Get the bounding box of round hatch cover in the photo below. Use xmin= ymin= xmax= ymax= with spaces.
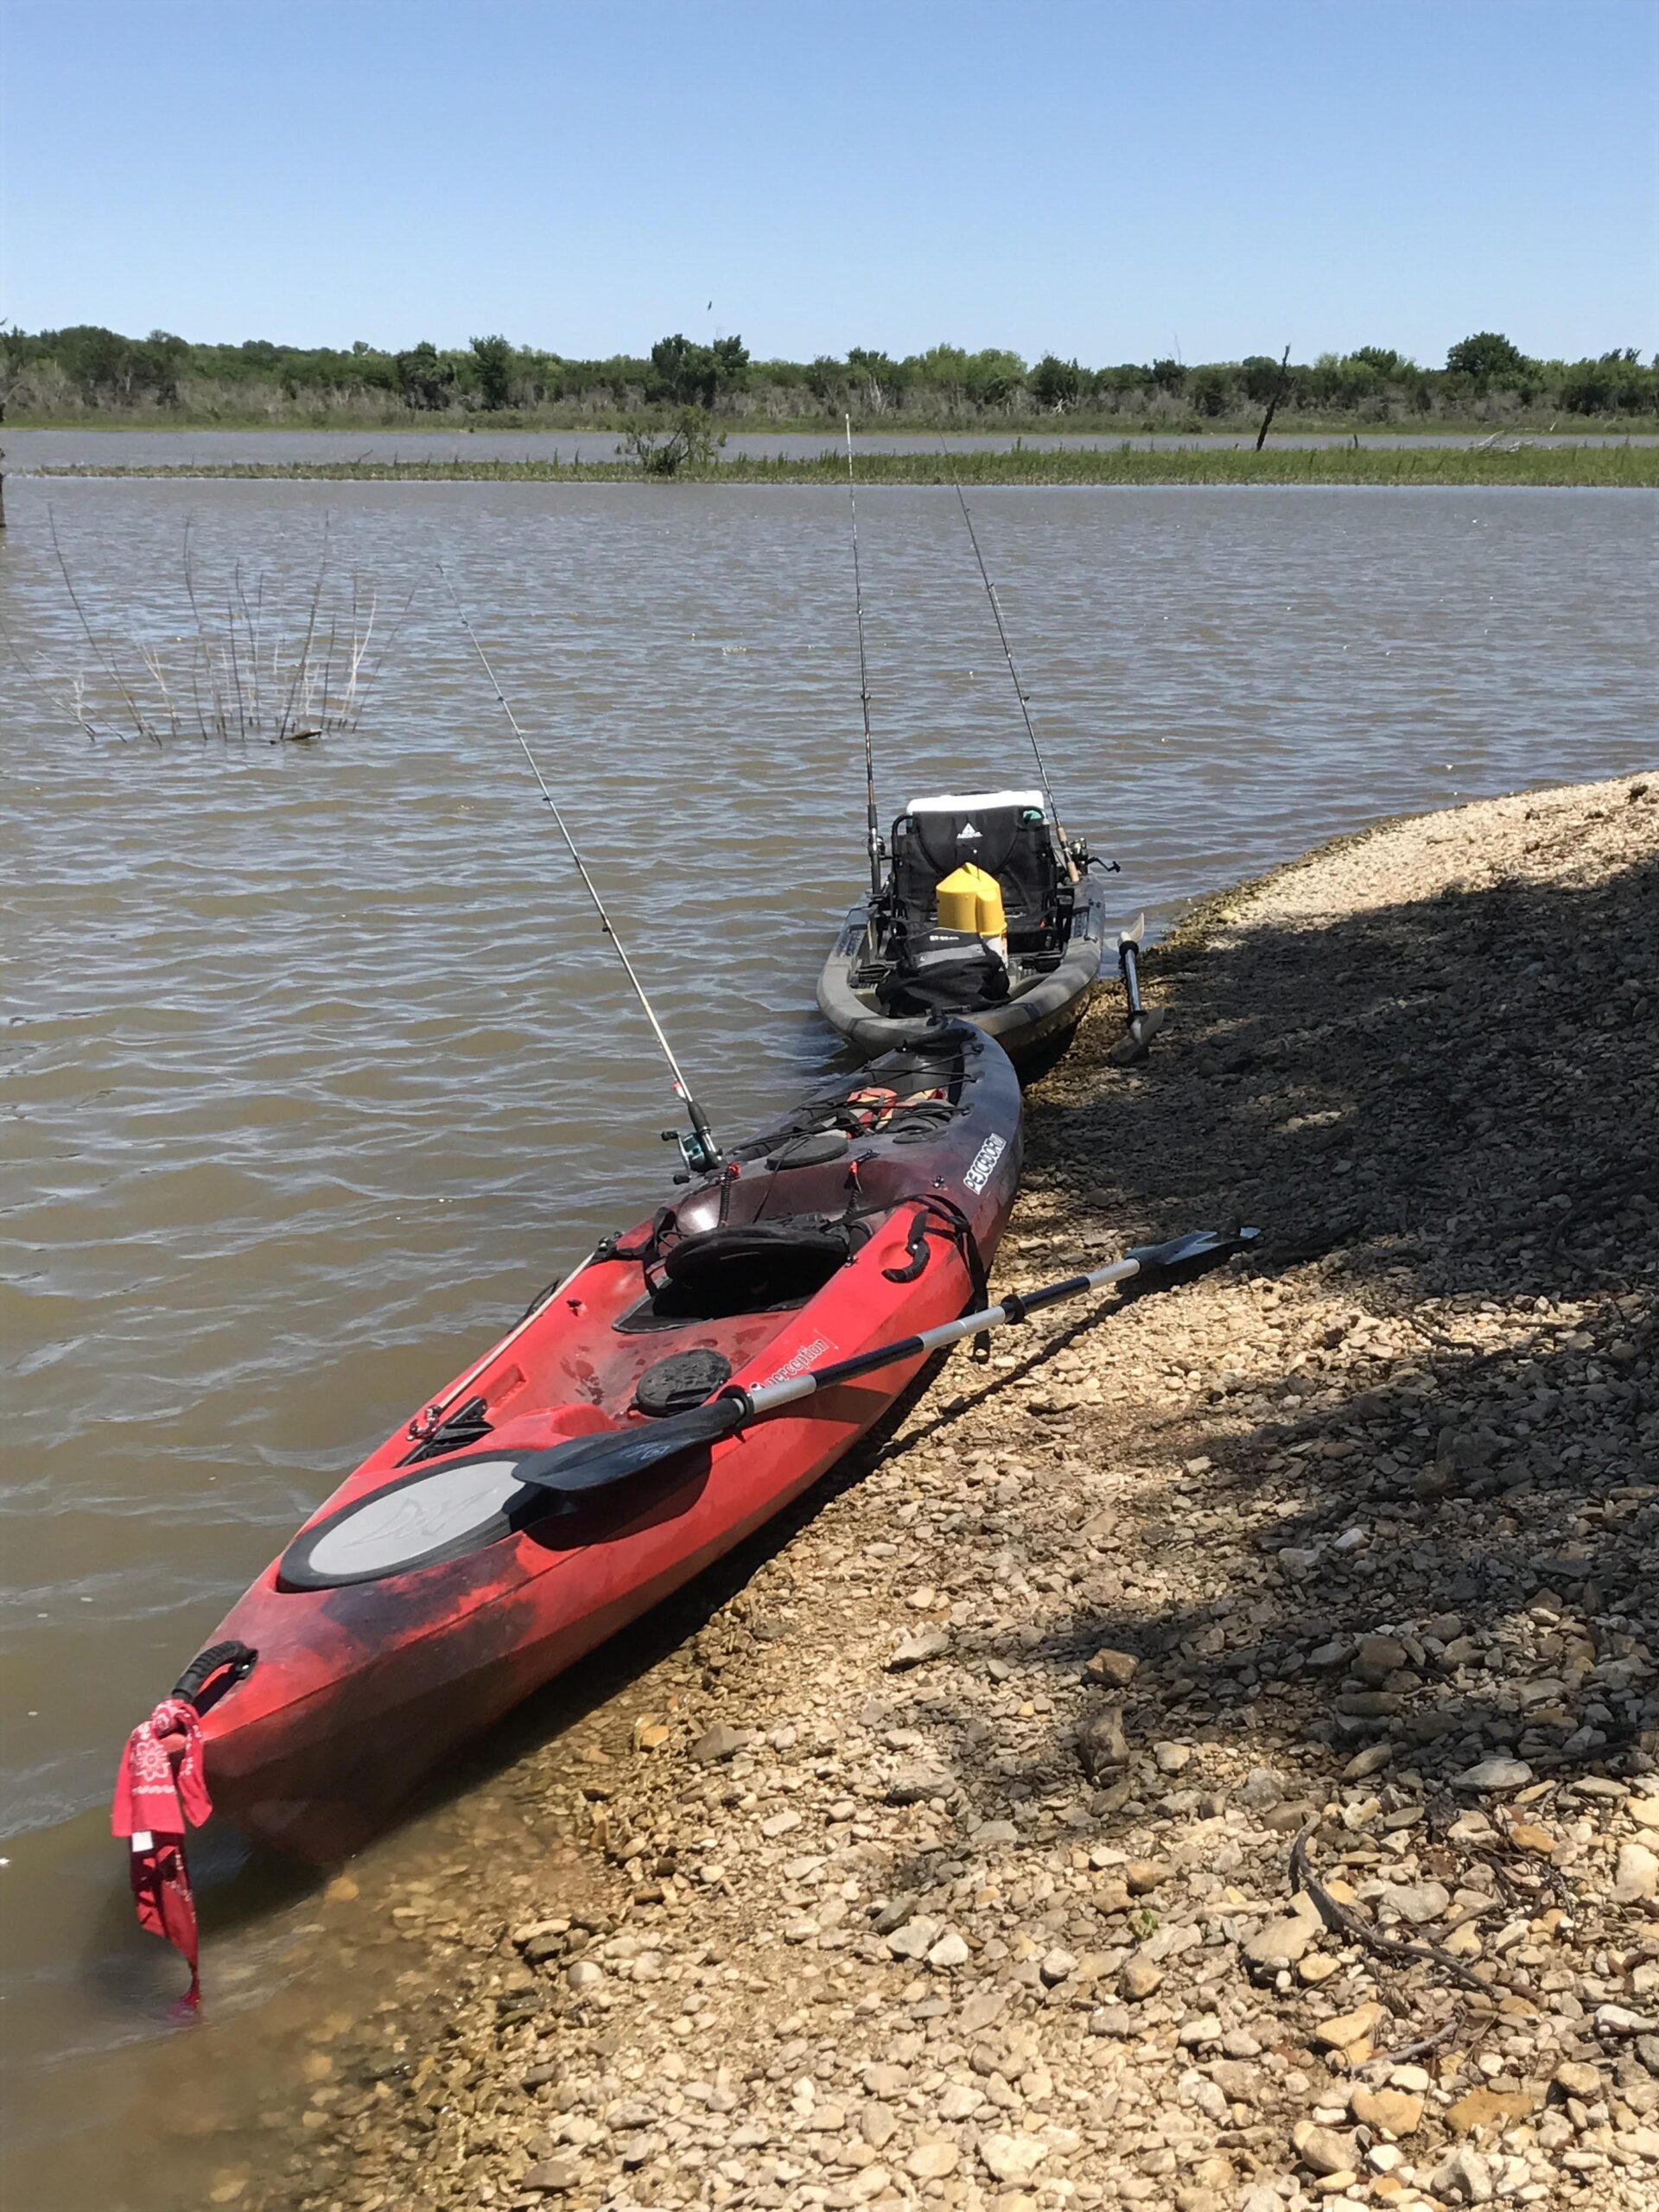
xmin=278 ymin=1455 xmax=539 ymax=1589
xmin=634 ymin=1347 xmax=734 ymax=1418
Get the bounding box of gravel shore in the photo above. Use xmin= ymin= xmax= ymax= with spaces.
xmin=198 ymin=775 xmax=1659 ymax=2212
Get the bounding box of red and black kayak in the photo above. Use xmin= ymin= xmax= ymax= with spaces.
xmin=115 ymin=1020 xmax=1020 ymax=1974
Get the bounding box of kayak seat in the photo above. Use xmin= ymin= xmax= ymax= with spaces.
xmin=889 ymin=803 xmax=1063 ymax=953
xmin=642 ymin=1217 xmax=872 ymax=1324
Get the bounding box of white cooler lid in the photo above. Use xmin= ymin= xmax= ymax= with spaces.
xmin=906 ymin=788 xmax=1046 ymax=816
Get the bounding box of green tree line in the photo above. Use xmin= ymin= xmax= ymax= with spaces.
xmin=1 ymin=324 xmax=1653 ymax=428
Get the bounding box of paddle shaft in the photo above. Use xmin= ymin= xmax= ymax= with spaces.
xmin=736 ymin=1253 xmax=1146 ymax=1419
xmin=508 ymin=1227 xmax=1256 ymax=1494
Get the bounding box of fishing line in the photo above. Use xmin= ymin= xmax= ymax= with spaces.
xmin=934 ymin=437 xmax=1074 ymax=869
xmin=439 ymin=565 xmax=721 ymax=1169
xmin=844 ymin=416 xmax=883 ymax=897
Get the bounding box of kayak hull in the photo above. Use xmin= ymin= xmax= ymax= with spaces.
xmin=171 ymin=1024 xmax=1022 ymax=1861
xmin=816 ymin=874 xmax=1110 ymax=1067
xmin=200 ymin=1410 xmax=884 ymax=1859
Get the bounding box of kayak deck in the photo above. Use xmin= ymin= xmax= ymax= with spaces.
xmin=817 ymin=871 xmax=1110 ymax=1064
xmin=162 ymin=1022 xmax=1023 ymax=1859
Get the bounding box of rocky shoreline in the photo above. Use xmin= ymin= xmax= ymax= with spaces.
xmin=185 ymin=776 xmax=1658 ymax=2212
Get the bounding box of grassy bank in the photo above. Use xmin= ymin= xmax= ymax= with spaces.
xmin=30 ymin=443 xmax=1659 ymax=487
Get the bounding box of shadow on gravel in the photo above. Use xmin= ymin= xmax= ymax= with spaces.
xmin=879 ymin=821 xmax=1657 ymax=1840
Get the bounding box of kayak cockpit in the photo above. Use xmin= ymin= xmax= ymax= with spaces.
xmin=815 ymin=794 xmax=1113 ymax=1065
xmin=626 ymin=1217 xmax=872 ymax=1325
xmin=863 ymin=790 xmax=1082 ymax=1015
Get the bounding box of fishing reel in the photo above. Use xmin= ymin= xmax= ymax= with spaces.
xmin=1071 ymin=837 xmax=1118 ymax=874
xmin=662 ymin=1124 xmax=722 ymax=1179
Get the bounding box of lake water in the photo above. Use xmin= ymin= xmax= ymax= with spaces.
xmin=1 ymin=477 xmax=1652 ymax=2205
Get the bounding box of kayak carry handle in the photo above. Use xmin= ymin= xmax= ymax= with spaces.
xmin=171 ymin=1639 xmax=257 ymax=1715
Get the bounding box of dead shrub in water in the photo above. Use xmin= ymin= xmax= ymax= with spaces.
xmin=37 ymin=514 xmax=414 ymax=744
xmin=618 ymin=407 xmax=726 ymax=477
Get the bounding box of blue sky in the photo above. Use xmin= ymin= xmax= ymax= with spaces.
xmin=3 ymin=0 xmax=1654 ymax=365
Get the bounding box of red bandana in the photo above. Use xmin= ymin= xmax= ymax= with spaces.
xmin=111 ymin=1698 xmax=213 ymax=2008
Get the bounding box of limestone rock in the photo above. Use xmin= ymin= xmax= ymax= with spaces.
xmin=1452 ymin=1756 xmax=1533 ymax=1792
xmin=690 ymin=1722 xmax=746 ymax=1764
xmin=887 ymin=1916 xmax=941 ymax=1960
xmin=1243 ymin=1893 xmax=1323 ymax=1968
xmin=1077 ymin=1698 xmax=1129 ymax=1777
xmin=887 ymin=1628 xmax=950 ymax=1672
xmin=522 ymin=2158 xmax=582 ymax=2195
xmin=1430 ymin=2144 xmax=1494 ymax=2204
xmin=1293 ymin=2120 xmax=1357 ymax=2176
xmin=1121 ymin=1955 xmax=1163 ymax=2000
xmin=1354 ymin=1634 xmax=1408 ymax=1684
xmin=1508 ymin=1821 xmax=1556 ymax=1856
xmin=1378 ymin=1878 xmax=1451 ymax=1924
xmin=887 ymin=1764 xmax=952 ymax=1805
xmin=1342 ymin=1741 xmax=1393 ymax=1781
xmin=1351 ymin=2086 xmax=1423 ymax=2137
xmin=1615 ymin=1842 xmax=1659 ymax=1903
xmin=980 ymin=2133 xmax=1047 ymax=2183
xmin=1446 ymin=2087 xmax=1536 ymax=2134
xmin=1312 ymin=2001 xmax=1385 ymax=2054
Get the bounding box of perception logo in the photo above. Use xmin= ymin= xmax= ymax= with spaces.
xmin=963 ymin=1133 xmax=1006 ymax=1194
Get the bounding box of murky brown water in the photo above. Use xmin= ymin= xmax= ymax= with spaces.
xmin=1 ymin=478 xmax=1653 ymax=2204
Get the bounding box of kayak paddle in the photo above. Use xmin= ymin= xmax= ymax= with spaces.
xmin=513 ymin=1224 xmax=1260 ymax=1496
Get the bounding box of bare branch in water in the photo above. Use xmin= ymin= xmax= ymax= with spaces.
xmin=350 ymin=580 xmax=421 ymax=729
xmin=224 ymin=582 xmax=250 ymax=741
xmin=136 ymin=639 xmax=181 ymax=741
xmin=48 ymin=508 xmax=149 ymax=741
xmin=275 ymin=517 xmax=330 ymax=742
xmin=42 ymin=515 xmax=406 ymax=746
xmin=182 ymin=518 xmax=228 ymax=739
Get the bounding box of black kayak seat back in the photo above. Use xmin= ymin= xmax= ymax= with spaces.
xmin=889 ymin=791 xmax=1061 ymax=948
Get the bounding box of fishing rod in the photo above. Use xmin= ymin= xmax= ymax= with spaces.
xmin=935 ymin=437 xmax=1076 ymax=879
xmin=844 ymin=416 xmax=883 ymax=899
xmin=440 ymin=567 xmax=721 ymax=1174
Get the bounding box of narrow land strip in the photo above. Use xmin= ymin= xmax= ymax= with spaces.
xmin=28 ymin=447 xmax=1659 ymax=488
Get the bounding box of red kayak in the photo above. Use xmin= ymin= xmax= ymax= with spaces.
xmin=116 ymin=1021 xmax=1021 ymax=1961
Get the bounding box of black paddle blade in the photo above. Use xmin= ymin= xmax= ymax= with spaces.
xmin=1124 ymin=1225 xmax=1261 ymax=1287
xmin=512 ymin=1394 xmax=750 ymax=1496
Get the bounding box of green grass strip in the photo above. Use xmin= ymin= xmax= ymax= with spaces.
xmin=29 ymin=445 xmax=1658 ymax=488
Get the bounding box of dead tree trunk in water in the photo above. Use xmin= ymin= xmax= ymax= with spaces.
xmin=1255 ymin=346 xmax=1292 ymax=452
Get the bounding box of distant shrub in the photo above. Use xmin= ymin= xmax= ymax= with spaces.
xmin=395 ymin=341 xmax=454 ymax=410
